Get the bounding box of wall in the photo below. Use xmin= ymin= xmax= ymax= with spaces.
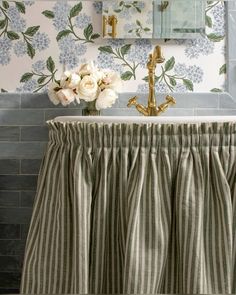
xmin=0 ymin=0 xmax=226 ymax=94
xmin=0 ymin=0 xmax=231 ymax=292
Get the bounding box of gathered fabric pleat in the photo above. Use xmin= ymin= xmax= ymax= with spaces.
xmin=20 ymin=121 xmax=236 ymax=294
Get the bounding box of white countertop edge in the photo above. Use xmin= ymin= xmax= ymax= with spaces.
xmin=53 ymin=116 xmax=236 ymax=124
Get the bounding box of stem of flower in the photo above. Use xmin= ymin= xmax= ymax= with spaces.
xmin=165 ymin=73 xmax=185 ymax=80
xmin=0 ymin=6 xmax=10 ymax=37
xmin=31 ymin=71 xmax=51 ymax=78
xmin=206 ymin=1 xmax=220 ymax=12
xmin=113 ymin=48 xmax=139 ymax=80
xmin=86 ymin=100 xmax=96 ymax=111
xmin=21 ymin=32 xmax=33 ymax=49
xmin=160 ymin=66 xmax=174 ymax=91
xmin=33 ymin=70 xmax=57 ymax=93
xmin=68 ymin=16 xmax=88 ymax=43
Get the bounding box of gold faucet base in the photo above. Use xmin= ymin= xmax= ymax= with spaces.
xmin=127 ymin=95 xmax=176 ymax=116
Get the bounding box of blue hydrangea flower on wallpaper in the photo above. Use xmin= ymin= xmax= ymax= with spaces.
xmin=49 ymin=1 xmax=100 ymax=70
xmin=0 ymin=1 xmax=50 ymax=64
xmin=0 ymin=0 xmax=226 ymax=94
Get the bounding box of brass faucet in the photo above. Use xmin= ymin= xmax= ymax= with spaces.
xmin=127 ymin=45 xmax=176 ymax=116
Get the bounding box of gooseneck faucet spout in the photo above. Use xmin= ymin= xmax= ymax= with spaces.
xmin=127 ymin=45 xmax=176 ymax=116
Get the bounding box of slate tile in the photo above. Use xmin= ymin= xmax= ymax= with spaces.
xmin=0 ymin=240 xmax=25 ymax=256
xmin=0 ymin=288 xmax=20 ymax=293
xmin=0 ymin=127 xmax=20 ymax=141
xmin=0 ymin=191 xmax=20 ymax=207
xmin=21 ymin=93 xmax=61 ymax=109
xmin=0 ymin=256 xmax=21 ymax=271
xmin=20 ymin=191 xmax=36 ymax=208
xmin=0 ymin=110 xmax=44 ymax=126
xmin=0 ymin=175 xmax=37 ymax=190
xmin=20 ymin=224 xmax=30 ymax=240
xmin=0 ymin=160 xmax=20 ymax=175
xmin=20 ymin=159 xmax=41 ymax=175
xmin=0 ymin=272 xmax=21 ymax=288
xmin=21 ymin=126 xmax=48 ymax=141
xmin=0 ymin=225 xmax=20 ymax=239
xmin=194 ymin=109 xmax=236 ymax=116
xmin=0 ymin=208 xmax=32 ymax=224
xmin=0 ymin=143 xmax=46 ymax=159
xmin=0 ymin=94 xmax=20 ymax=109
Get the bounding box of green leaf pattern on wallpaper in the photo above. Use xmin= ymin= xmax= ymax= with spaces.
xmin=0 ymin=0 xmax=226 ymax=93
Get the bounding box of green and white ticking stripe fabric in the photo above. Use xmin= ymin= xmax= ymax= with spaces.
xmin=21 ymin=121 xmax=236 ymax=294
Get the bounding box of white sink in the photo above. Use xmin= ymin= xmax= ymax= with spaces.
xmin=54 ymin=116 xmax=236 ymax=124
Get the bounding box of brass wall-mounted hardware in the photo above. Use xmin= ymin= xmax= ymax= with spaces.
xmin=127 ymin=45 xmax=176 ymax=116
xmin=159 ymin=1 xmax=169 ymax=12
xmin=103 ymin=16 xmax=108 ymax=38
xmin=103 ymin=15 xmax=118 ymax=38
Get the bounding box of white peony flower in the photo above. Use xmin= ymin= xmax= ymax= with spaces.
xmin=92 ymin=70 xmax=106 ymax=82
xmin=48 ymin=82 xmax=61 ymax=105
xmin=95 ymin=88 xmax=118 ymax=110
xmin=60 ymin=71 xmax=81 ymax=89
xmin=102 ymin=71 xmax=123 ymax=92
xmin=57 ymin=88 xmax=76 ymax=106
xmin=78 ymin=61 xmax=105 ymax=82
xmin=77 ymin=61 xmax=97 ymax=76
xmin=77 ymin=75 xmax=98 ymax=102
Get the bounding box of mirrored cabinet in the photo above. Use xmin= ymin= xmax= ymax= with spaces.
xmin=102 ymin=1 xmax=153 ymax=38
xmin=102 ymin=0 xmax=206 ymax=39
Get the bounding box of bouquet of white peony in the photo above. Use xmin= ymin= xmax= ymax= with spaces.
xmin=48 ymin=61 xmax=122 ymax=111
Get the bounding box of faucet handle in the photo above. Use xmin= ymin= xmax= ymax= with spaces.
xmin=166 ymin=95 xmax=176 ymax=105
xmin=127 ymin=96 xmax=138 ymax=107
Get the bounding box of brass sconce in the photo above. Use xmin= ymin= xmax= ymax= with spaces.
xmin=103 ymin=15 xmax=118 ymax=38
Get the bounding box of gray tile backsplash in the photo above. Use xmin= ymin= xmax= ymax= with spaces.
xmin=0 ymin=110 xmax=44 ymax=126
xmin=0 ymin=95 xmax=20 ymax=109
xmin=20 ymin=160 xmax=41 ymax=175
xmin=0 ymin=256 xmax=21 ymax=272
xmin=0 ymin=160 xmax=19 ymax=175
xmin=20 ymin=191 xmax=36 ymax=208
xmin=0 ymin=225 xmax=21 ymax=239
xmin=0 ymin=142 xmax=46 ymax=159
xmin=0 ymin=191 xmax=20 ymax=208
xmin=0 ymin=241 xmax=25 ymax=256
xmin=20 ymin=126 xmax=48 ymax=142
xmin=0 ymin=127 xmax=20 ymax=142
xmin=0 ymin=91 xmax=236 ymax=293
xmin=0 ymin=208 xmax=33 ymax=224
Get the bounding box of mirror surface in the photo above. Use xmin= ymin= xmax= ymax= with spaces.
xmin=102 ymin=0 xmax=206 ymax=39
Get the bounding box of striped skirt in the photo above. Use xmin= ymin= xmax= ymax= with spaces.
xmin=21 ymin=121 xmax=236 ymax=294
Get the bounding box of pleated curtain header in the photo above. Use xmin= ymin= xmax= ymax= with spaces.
xmin=48 ymin=120 xmax=236 ymax=148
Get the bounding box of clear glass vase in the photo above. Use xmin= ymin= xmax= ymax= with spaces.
xmin=82 ymin=100 xmax=101 ymax=116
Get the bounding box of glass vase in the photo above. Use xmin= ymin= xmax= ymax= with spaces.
xmin=82 ymin=100 xmax=101 ymax=116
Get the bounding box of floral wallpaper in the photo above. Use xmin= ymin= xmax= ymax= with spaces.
xmin=0 ymin=0 xmax=226 ymax=93
xmin=103 ymin=1 xmax=153 ymax=38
